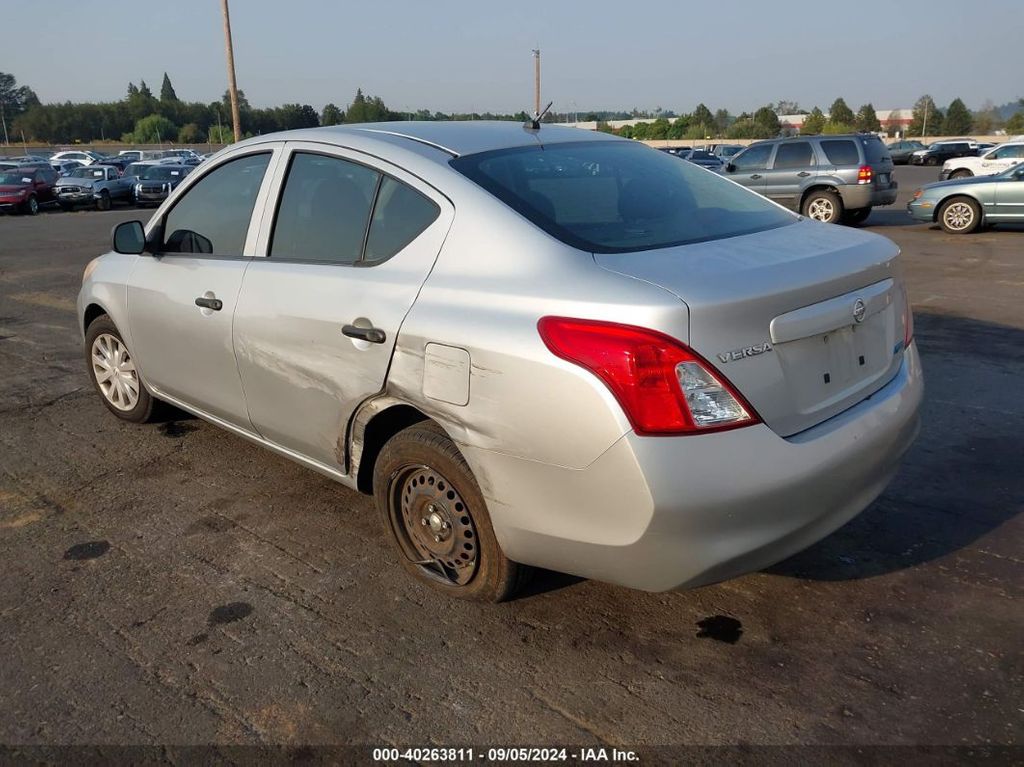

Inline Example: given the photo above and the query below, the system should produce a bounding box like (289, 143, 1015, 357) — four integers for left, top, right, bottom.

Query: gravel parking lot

(0, 165, 1020, 754)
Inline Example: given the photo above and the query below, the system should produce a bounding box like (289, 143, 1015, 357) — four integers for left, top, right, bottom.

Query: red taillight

(857, 165, 873, 184)
(537, 317, 759, 436)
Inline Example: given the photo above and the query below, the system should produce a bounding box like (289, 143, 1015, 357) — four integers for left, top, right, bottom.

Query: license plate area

(775, 305, 897, 415)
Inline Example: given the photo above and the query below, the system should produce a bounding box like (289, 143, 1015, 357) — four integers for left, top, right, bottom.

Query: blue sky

(5, 0, 1021, 114)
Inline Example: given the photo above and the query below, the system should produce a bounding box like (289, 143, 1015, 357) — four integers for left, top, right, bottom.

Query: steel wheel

(940, 198, 979, 233)
(388, 464, 479, 586)
(91, 332, 140, 411)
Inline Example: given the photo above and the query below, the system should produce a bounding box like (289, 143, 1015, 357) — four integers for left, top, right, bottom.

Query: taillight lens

(857, 165, 873, 184)
(537, 317, 759, 436)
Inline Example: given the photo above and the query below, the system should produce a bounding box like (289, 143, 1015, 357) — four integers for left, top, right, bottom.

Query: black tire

(926, 156, 939, 166)
(23, 195, 39, 215)
(950, 169, 972, 180)
(373, 421, 526, 602)
(801, 189, 844, 224)
(96, 191, 111, 211)
(938, 196, 981, 235)
(84, 314, 157, 423)
(843, 207, 871, 225)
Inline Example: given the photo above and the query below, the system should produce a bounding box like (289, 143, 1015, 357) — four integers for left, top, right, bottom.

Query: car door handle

(342, 324, 386, 344)
(194, 296, 223, 311)
(797, 171, 812, 177)
(749, 174, 762, 179)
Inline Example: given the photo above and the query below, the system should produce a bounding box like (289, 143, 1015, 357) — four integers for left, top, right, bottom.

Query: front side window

(270, 152, 380, 264)
(820, 140, 860, 165)
(731, 143, 773, 171)
(162, 152, 271, 256)
(772, 142, 814, 169)
(452, 141, 795, 254)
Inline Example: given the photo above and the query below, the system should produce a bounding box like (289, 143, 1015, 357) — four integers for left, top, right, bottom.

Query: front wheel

(938, 197, 981, 234)
(85, 315, 157, 422)
(926, 157, 939, 166)
(23, 195, 39, 215)
(373, 422, 526, 602)
(802, 190, 844, 224)
(96, 191, 111, 211)
(950, 170, 972, 180)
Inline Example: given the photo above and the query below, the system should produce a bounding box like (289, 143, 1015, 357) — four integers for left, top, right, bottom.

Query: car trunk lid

(595, 220, 907, 436)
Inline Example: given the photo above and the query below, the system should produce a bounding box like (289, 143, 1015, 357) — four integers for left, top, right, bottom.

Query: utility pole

(220, 0, 242, 143)
(922, 100, 929, 139)
(532, 49, 541, 117)
(1, 102, 8, 145)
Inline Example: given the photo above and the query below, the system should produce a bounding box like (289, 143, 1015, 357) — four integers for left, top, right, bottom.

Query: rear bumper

(841, 183, 898, 209)
(465, 343, 923, 592)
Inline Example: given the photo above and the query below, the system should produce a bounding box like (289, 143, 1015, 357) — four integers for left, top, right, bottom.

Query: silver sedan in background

(78, 122, 922, 602)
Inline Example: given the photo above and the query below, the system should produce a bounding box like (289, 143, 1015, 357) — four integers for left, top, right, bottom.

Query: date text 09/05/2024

(372, 746, 640, 762)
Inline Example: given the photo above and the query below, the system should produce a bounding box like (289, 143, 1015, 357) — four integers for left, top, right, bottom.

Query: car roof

(232, 121, 620, 161)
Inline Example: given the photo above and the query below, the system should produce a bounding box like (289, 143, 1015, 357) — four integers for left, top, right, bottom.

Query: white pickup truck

(941, 139, 1024, 180)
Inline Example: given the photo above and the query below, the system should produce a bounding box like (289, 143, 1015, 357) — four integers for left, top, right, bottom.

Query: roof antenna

(525, 101, 553, 131)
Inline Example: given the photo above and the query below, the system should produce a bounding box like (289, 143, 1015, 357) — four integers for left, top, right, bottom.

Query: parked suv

(909, 141, 976, 166)
(720, 134, 897, 224)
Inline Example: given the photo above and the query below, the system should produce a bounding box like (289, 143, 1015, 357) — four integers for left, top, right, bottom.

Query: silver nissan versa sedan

(78, 122, 923, 601)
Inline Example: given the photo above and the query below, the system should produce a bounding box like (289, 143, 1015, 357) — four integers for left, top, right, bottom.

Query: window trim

(260, 143, 446, 268)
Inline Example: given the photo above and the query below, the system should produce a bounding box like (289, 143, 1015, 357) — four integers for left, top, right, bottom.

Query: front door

(994, 172, 1024, 220)
(233, 144, 454, 471)
(723, 143, 772, 198)
(127, 149, 278, 428)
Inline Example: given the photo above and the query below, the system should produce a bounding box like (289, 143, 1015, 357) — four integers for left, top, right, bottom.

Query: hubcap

(944, 203, 974, 231)
(390, 465, 478, 586)
(91, 333, 140, 411)
(807, 198, 835, 222)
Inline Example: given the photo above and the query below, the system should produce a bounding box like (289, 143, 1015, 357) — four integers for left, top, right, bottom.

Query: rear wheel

(85, 315, 157, 422)
(373, 422, 526, 602)
(938, 196, 981, 234)
(802, 190, 844, 224)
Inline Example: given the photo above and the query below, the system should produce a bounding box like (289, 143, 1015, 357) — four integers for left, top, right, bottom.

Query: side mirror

(112, 220, 146, 255)
(725, 163, 736, 173)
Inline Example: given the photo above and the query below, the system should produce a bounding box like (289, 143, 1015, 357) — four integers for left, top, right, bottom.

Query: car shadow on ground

(862, 208, 918, 227)
(769, 311, 1023, 583)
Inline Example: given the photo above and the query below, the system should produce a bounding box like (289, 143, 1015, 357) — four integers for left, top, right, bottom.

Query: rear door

(232, 142, 453, 471)
(762, 141, 816, 210)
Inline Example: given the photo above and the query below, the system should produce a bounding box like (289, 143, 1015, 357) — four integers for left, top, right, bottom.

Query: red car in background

(0, 166, 58, 215)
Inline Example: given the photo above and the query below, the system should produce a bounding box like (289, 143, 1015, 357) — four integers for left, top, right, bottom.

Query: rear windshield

(862, 137, 890, 164)
(450, 141, 795, 254)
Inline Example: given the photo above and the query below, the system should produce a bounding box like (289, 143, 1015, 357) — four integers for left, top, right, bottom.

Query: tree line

(2, 71, 1022, 145)
(610, 97, 1024, 141)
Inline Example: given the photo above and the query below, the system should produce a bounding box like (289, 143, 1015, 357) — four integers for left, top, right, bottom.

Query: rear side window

(270, 152, 380, 264)
(364, 177, 440, 263)
(451, 141, 795, 254)
(162, 152, 271, 256)
(773, 142, 814, 169)
(820, 140, 860, 166)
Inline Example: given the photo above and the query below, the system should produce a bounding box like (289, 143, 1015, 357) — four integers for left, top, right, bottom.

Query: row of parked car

(661, 133, 1024, 233)
(0, 148, 209, 215)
